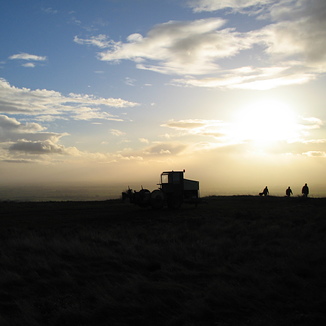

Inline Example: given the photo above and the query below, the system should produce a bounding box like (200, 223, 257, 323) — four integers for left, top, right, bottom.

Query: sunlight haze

(1, 0, 326, 200)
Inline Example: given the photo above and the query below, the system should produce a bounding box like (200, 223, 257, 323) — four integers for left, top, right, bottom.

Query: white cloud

(187, 0, 273, 13)
(303, 151, 326, 158)
(160, 119, 228, 153)
(67, 92, 139, 108)
(71, 107, 123, 121)
(96, 18, 253, 75)
(0, 78, 139, 120)
(299, 117, 323, 130)
(73, 0, 326, 89)
(0, 115, 64, 147)
(74, 35, 116, 49)
(124, 77, 136, 86)
(9, 53, 47, 61)
(139, 138, 149, 144)
(110, 129, 126, 136)
(22, 63, 36, 68)
(162, 119, 226, 138)
(261, 2, 326, 68)
(171, 64, 316, 90)
(177, 0, 326, 88)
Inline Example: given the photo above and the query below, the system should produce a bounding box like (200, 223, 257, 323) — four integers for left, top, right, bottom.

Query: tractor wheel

(136, 189, 151, 207)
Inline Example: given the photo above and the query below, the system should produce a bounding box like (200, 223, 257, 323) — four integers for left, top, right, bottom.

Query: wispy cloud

(124, 77, 136, 86)
(187, 0, 273, 13)
(9, 53, 47, 61)
(42, 7, 58, 14)
(143, 142, 187, 156)
(171, 64, 316, 90)
(299, 117, 323, 130)
(110, 129, 126, 136)
(74, 35, 115, 49)
(162, 119, 226, 138)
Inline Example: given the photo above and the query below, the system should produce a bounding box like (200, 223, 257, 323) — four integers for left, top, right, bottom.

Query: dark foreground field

(0, 196, 325, 326)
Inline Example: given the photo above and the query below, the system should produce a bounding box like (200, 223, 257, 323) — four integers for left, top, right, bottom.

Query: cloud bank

(75, 0, 326, 90)
(0, 114, 77, 161)
(0, 78, 139, 163)
(0, 78, 138, 120)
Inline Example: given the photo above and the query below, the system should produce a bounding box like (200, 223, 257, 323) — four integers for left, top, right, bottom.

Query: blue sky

(1, 0, 326, 198)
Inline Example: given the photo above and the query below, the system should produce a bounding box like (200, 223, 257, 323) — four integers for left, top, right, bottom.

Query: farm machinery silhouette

(122, 170, 199, 209)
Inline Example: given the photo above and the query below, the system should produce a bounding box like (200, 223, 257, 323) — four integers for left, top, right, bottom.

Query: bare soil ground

(0, 196, 325, 325)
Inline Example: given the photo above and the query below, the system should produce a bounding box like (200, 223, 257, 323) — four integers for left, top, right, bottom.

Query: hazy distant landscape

(0, 185, 123, 202)
(1, 196, 325, 325)
(1, 184, 326, 202)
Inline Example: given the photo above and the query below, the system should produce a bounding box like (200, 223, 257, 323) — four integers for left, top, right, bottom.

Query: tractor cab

(159, 170, 199, 208)
(160, 171, 184, 192)
(159, 171, 185, 208)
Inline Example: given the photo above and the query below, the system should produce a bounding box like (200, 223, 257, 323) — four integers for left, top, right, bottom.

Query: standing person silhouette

(286, 186, 293, 197)
(302, 183, 309, 197)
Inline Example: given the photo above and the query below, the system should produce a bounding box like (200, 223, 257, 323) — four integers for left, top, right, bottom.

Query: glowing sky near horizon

(1, 0, 326, 197)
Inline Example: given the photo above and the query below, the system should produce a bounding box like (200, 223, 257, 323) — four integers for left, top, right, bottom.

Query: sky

(1, 0, 326, 199)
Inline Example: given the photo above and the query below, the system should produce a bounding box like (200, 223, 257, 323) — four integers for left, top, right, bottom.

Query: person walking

(286, 186, 293, 197)
(302, 183, 309, 197)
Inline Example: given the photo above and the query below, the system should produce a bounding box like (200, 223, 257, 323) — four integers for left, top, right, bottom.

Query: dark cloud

(9, 140, 67, 155)
(0, 115, 64, 143)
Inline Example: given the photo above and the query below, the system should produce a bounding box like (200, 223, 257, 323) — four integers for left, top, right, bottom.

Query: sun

(232, 100, 299, 145)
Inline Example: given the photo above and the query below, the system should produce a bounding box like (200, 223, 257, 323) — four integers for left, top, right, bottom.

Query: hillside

(0, 196, 325, 325)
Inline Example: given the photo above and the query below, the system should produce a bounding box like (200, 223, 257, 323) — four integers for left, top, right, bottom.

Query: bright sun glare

(232, 100, 299, 146)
